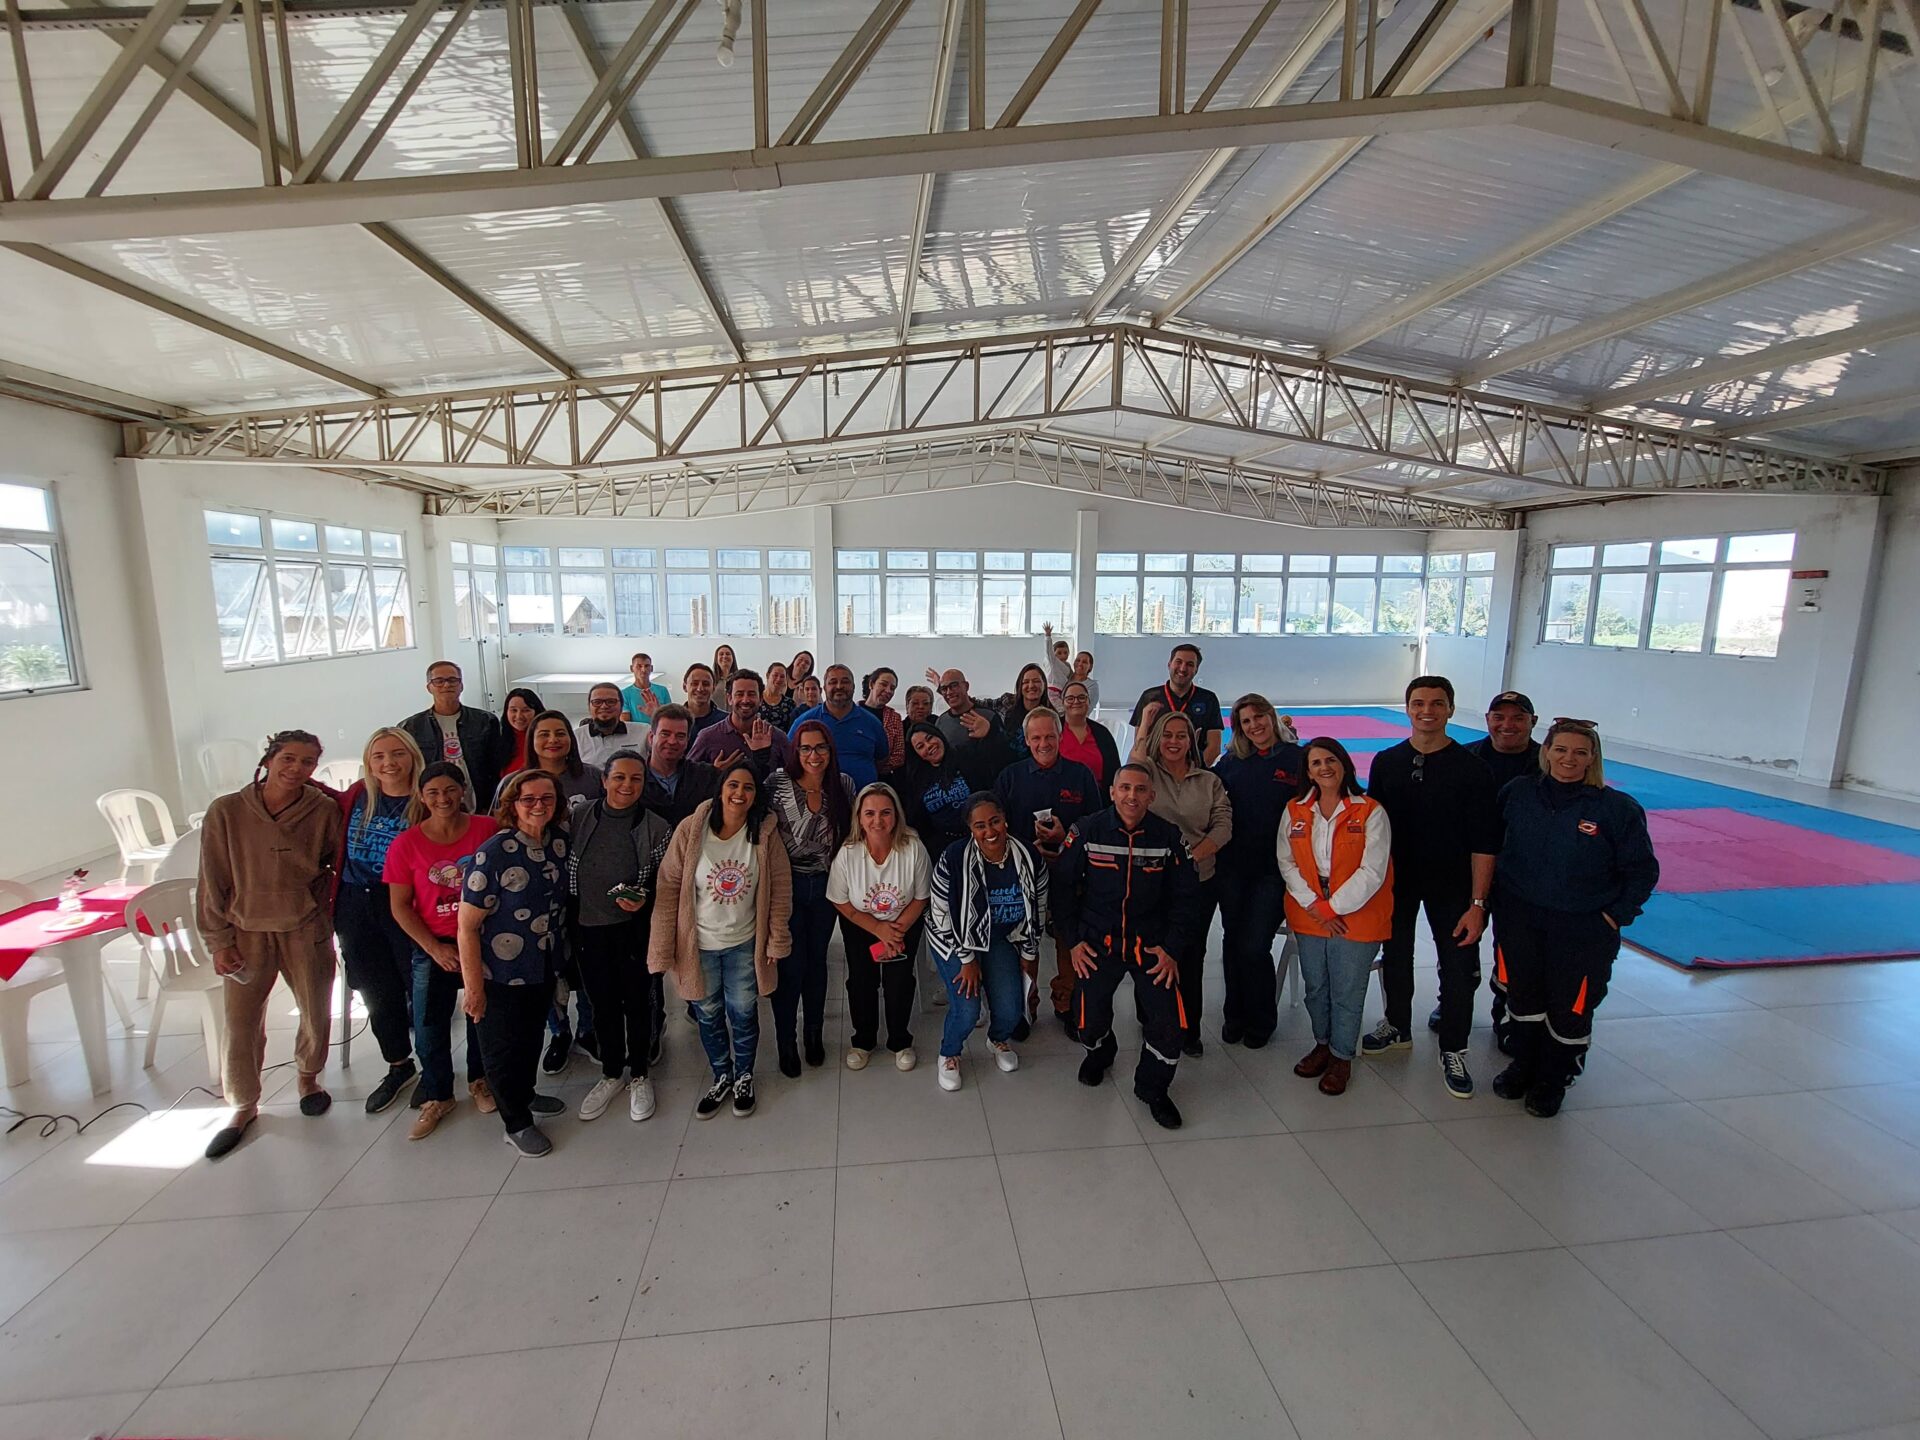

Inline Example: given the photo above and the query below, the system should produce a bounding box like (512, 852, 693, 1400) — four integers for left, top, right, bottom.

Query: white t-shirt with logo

(827, 835, 932, 921)
(694, 825, 759, 952)
(435, 711, 478, 809)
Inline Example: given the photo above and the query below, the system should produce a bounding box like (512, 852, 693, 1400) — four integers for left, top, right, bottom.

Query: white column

(1798, 494, 1884, 787)
(809, 505, 837, 672)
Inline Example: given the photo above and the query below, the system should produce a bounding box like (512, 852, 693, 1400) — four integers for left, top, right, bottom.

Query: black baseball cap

(1487, 691, 1536, 715)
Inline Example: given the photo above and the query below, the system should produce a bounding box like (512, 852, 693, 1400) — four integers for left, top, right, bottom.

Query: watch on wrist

(1470, 898, 1488, 909)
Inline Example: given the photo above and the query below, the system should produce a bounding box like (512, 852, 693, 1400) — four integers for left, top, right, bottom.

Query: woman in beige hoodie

(648, 762, 792, 1123)
(198, 729, 343, 1159)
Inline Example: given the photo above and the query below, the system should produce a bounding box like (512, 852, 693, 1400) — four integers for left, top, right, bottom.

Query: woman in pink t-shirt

(384, 760, 499, 1139)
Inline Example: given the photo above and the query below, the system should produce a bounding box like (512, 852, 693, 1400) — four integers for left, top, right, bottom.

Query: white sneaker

(628, 1076, 656, 1122)
(991, 1040, 1019, 1074)
(937, 1056, 962, 1091)
(894, 1046, 918, 1072)
(846, 1048, 870, 1071)
(579, 1075, 623, 1121)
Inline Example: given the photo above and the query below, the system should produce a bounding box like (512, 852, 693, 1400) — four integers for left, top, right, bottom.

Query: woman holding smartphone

(829, 782, 931, 1073)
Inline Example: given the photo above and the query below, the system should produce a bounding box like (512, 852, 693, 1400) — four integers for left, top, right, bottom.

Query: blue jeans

(931, 936, 1026, 1058)
(410, 949, 485, 1102)
(1297, 933, 1380, 1060)
(694, 941, 760, 1082)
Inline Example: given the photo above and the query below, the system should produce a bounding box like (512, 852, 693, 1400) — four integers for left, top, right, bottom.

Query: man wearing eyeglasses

(1360, 674, 1500, 1101)
(789, 663, 888, 788)
(400, 660, 502, 813)
(931, 668, 1012, 775)
(576, 682, 645, 770)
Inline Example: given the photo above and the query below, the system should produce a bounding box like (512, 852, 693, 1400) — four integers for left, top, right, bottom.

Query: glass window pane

(1426, 576, 1462, 634)
(1331, 577, 1376, 633)
(767, 575, 812, 636)
(450, 540, 470, 564)
(1237, 578, 1284, 633)
(613, 573, 658, 635)
(667, 573, 713, 634)
(452, 569, 476, 643)
(1190, 576, 1234, 634)
(204, 509, 262, 549)
(1466, 551, 1496, 571)
(613, 548, 657, 568)
(1029, 576, 1073, 633)
(1285, 578, 1329, 633)
(934, 575, 978, 634)
(884, 576, 930, 633)
(1602, 542, 1651, 567)
(718, 548, 759, 569)
(1381, 554, 1423, 574)
(1335, 554, 1376, 574)
(768, 549, 810, 569)
(935, 551, 977, 570)
(837, 549, 879, 569)
(717, 573, 761, 635)
(1141, 575, 1186, 635)
(1242, 555, 1285, 573)
(1144, 553, 1185, 572)
(1543, 574, 1590, 643)
(1429, 551, 1465, 573)
(887, 550, 928, 570)
(470, 569, 498, 638)
(982, 577, 1027, 635)
(1097, 552, 1137, 571)
(372, 566, 411, 649)
(1727, 532, 1796, 564)
(275, 561, 329, 656)
(1192, 553, 1234, 572)
(0, 483, 52, 532)
(558, 547, 604, 567)
(836, 574, 880, 634)
(210, 556, 273, 666)
(271, 518, 318, 553)
(666, 549, 710, 568)
(1378, 577, 1423, 633)
(1289, 554, 1330, 573)
(1032, 551, 1072, 571)
(1462, 575, 1493, 637)
(326, 562, 372, 652)
(324, 525, 364, 555)
(1094, 577, 1138, 634)
(370, 531, 403, 560)
(1650, 571, 1710, 650)
(560, 571, 611, 636)
(471, 544, 497, 566)
(0, 542, 81, 686)
(1593, 572, 1647, 648)
(1660, 537, 1717, 564)
(505, 571, 557, 634)
(503, 545, 549, 567)
(1713, 568, 1790, 657)
(984, 551, 1025, 572)
(1549, 546, 1591, 570)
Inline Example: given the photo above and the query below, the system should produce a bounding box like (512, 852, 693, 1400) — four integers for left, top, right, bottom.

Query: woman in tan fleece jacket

(198, 729, 343, 1159)
(648, 762, 792, 1122)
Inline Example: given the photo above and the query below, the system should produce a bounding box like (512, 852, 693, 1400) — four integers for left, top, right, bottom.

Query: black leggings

(334, 882, 414, 1067)
(840, 913, 922, 1053)
(572, 913, 654, 1080)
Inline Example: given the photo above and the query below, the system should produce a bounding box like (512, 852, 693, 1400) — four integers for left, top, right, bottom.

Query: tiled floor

(5, 932, 1920, 1440)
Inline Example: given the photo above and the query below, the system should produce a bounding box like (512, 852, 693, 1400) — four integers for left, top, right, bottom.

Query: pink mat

(1647, 808, 1920, 894)
(1290, 714, 1407, 740)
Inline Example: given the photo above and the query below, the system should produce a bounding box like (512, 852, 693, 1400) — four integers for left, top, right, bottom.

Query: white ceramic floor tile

(319, 1098, 519, 1207)
(0, 1392, 148, 1440)
(358, 1343, 614, 1440)
(1406, 1249, 1765, 1440)
(1684, 1010, 1912, 1091)
(172, 1197, 490, 1383)
(998, 1145, 1212, 1297)
(671, 1061, 840, 1178)
(1152, 1134, 1387, 1278)
(0, 1113, 191, 1233)
(1576, 1231, 1920, 1440)
(591, 1322, 828, 1439)
(1819, 1083, 1920, 1150)
(829, 1302, 1060, 1440)
(1296, 1123, 1556, 1262)
(1575, 1102, 1858, 1228)
(1730, 1215, 1920, 1348)
(976, 1055, 1144, 1154)
(1607, 959, 1758, 1016)
(1226, 1266, 1529, 1440)
(133, 1101, 396, 1221)
(1119, 1052, 1286, 1139)
(404, 1182, 666, 1361)
(498, 1076, 699, 1192)
(1037, 1282, 1296, 1439)
(0, 1225, 111, 1326)
(0, 1211, 301, 1403)
(124, 1366, 388, 1440)
(1699, 1092, 1920, 1211)
(834, 1060, 993, 1165)
(1592, 1016, 1799, 1101)
(1233, 1044, 1428, 1132)
(1554, 1045, 1687, 1112)
(626, 1167, 833, 1337)
(832, 1154, 1027, 1316)
(1881, 1209, 1920, 1244)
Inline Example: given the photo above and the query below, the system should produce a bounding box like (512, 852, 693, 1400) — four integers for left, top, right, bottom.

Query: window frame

(1537, 529, 1796, 658)
(836, 549, 1073, 638)
(0, 477, 85, 698)
(458, 544, 813, 639)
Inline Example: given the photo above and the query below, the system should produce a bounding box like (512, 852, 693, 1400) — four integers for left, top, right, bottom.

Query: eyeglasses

(515, 795, 557, 808)
(427, 676, 462, 686)
(1553, 716, 1599, 729)
(937, 680, 964, 692)
(797, 743, 831, 756)
(588, 698, 620, 707)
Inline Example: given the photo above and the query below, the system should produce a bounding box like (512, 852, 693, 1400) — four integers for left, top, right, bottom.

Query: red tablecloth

(0, 884, 145, 982)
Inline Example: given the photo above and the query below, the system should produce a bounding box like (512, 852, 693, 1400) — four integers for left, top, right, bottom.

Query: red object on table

(0, 884, 145, 982)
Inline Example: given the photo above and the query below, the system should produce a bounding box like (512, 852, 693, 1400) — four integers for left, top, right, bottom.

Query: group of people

(192, 637, 1659, 1161)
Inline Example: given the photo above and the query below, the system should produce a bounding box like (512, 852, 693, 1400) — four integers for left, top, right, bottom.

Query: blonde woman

(330, 726, 428, 1115)
(828, 782, 931, 1071)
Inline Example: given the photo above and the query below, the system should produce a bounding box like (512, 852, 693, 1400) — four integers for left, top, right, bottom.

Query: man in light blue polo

(788, 662, 887, 788)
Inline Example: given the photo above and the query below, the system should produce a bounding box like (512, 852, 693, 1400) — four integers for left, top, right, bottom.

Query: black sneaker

(1427, 1004, 1442, 1032)
(1077, 1046, 1114, 1087)
(1220, 1022, 1244, 1045)
(804, 1034, 826, 1067)
(1524, 1083, 1566, 1118)
(364, 1061, 416, 1115)
(778, 1045, 802, 1079)
(504, 1124, 552, 1158)
(1491, 1064, 1531, 1101)
(696, 1075, 732, 1120)
(1138, 1092, 1183, 1130)
(1182, 1036, 1204, 1058)
(575, 1031, 600, 1065)
(529, 1093, 565, 1116)
(542, 1031, 571, 1074)
(1440, 1050, 1474, 1100)
(732, 1074, 756, 1117)
(1243, 1033, 1271, 1051)
(1359, 1021, 1411, 1056)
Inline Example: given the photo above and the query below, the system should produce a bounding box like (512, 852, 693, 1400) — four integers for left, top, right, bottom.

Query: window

(835, 549, 1077, 637)
(0, 480, 80, 694)
(1541, 530, 1795, 657)
(204, 508, 412, 668)
(462, 545, 810, 639)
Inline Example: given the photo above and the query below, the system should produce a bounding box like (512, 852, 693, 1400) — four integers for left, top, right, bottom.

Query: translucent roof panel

(1614, 331, 1920, 435)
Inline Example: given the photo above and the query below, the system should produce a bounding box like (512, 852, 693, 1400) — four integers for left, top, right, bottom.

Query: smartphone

(870, 941, 898, 961)
(608, 883, 649, 904)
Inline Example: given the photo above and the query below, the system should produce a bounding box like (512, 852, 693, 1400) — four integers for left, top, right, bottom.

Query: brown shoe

(408, 1099, 456, 1140)
(469, 1078, 497, 1115)
(1293, 1043, 1332, 1078)
(1319, 1059, 1352, 1096)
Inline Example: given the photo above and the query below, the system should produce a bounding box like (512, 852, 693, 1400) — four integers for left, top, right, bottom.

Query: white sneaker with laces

(991, 1040, 1019, 1073)
(628, 1075, 656, 1122)
(579, 1075, 624, 1121)
(937, 1056, 962, 1092)
(894, 1046, 918, 1072)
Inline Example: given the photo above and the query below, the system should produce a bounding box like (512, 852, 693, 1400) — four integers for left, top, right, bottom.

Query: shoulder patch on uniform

(1577, 819, 1600, 835)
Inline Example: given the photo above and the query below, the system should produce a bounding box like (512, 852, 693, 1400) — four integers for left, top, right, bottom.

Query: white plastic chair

(315, 759, 364, 790)
(0, 878, 49, 1088)
(97, 789, 180, 887)
(198, 738, 257, 799)
(124, 880, 225, 1083)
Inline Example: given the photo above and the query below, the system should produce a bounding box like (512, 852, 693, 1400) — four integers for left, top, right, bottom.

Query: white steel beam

(288, 0, 442, 182)
(1710, 388, 1918, 438)
(0, 357, 182, 419)
(898, 0, 965, 339)
(1595, 309, 1920, 411)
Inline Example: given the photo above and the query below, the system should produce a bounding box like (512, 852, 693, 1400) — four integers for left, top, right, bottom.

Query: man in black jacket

(400, 660, 502, 813)
(1053, 764, 1200, 1130)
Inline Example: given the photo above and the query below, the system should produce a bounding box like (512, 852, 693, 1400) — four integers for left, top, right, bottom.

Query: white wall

(0, 399, 169, 879)
(1507, 490, 1884, 786)
(1844, 470, 1919, 799)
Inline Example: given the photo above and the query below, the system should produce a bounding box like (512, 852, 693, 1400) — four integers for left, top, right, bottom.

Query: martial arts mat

(1280, 706, 1920, 970)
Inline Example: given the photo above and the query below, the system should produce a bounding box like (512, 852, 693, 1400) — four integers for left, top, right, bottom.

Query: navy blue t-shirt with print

(982, 857, 1024, 939)
(462, 829, 569, 986)
(342, 791, 410, 886)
